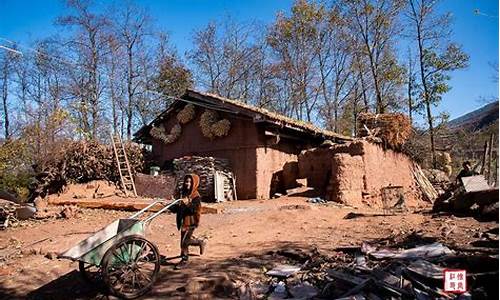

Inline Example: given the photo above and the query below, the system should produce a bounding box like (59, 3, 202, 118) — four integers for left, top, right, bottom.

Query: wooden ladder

(111, 133, 137, 197)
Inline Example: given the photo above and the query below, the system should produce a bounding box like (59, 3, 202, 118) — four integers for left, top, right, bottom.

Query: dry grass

(358, 113, 412, 150)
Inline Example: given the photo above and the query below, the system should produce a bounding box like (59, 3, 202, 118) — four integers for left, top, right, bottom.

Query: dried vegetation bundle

(357, 113, 412, 150)
(176, 104, 196, 124)
(199, 109, 231, 139)
(31, 140, 144, 198)
(150, 123, 182, 144)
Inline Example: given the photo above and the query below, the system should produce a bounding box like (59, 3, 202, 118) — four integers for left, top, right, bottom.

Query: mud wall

(297, 147, 334, 190)
(300, 140, 422, 208)
(329, 141, 421, 207)
(151, 110, 259, 199)
(256, 142, 299, 199)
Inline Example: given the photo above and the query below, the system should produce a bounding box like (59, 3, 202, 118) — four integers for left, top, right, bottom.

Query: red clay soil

(0, 197, 496, 299)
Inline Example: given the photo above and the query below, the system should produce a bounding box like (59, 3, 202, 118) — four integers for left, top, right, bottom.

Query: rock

(15, 205, 36, 220)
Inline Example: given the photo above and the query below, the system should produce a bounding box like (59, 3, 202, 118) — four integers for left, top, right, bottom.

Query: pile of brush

(31, 140, 144, 198)
(357, 113, 412, 150)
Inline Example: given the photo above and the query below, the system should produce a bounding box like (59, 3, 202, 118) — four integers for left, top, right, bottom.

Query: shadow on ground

(1, 241, 316, 300)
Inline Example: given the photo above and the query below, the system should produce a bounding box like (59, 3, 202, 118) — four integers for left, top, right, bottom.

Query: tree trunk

(408, 79, 413, 124)
(415, 10, 436, 168)
(127, 46, 134, 140)
(1, 59, 10, 140)
(425, 101, 436, 168)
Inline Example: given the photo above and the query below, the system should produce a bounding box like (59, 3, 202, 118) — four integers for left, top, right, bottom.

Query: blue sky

(0, 0, 498, 122)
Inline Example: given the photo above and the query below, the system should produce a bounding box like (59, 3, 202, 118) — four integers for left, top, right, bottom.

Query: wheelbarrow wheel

(101, 235, 160, 299)
(78, 261, 103, 285)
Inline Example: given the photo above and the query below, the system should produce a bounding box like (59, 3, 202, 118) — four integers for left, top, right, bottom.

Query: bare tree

(343, 0, 405, 113)
(0, 52, 12, 139)
(188, 18, 266, 105)
(267, 0, 326, 121)
(57, 0, 110, 139)
(406, 0, 469, 167)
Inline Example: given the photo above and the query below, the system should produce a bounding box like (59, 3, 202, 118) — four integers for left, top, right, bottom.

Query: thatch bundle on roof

(357, 113, 412, 150)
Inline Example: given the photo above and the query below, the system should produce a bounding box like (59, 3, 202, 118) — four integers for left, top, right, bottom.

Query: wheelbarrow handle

(143, 199, 182, 224)
(128, 199, 181, 221)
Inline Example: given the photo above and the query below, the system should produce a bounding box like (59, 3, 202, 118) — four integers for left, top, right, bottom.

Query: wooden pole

(487, 134, 494, 184)
(481, 140, 489, 174)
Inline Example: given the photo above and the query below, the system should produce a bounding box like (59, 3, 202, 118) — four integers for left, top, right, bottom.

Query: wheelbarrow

(59, 199, 181, 299)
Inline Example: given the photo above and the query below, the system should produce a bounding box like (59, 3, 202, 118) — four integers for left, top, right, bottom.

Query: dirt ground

(0, 196, 497, 299)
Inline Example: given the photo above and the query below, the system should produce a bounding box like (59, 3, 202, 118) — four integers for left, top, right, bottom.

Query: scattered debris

(307, 197, 327, 204)
(266, 265, 301, 278)
(289, 282, 318, 299)
(0, 200, 20, 229)
(361, 242, 453, 259)
(60, 205, 80, 219)
(412, 163, 438, 203)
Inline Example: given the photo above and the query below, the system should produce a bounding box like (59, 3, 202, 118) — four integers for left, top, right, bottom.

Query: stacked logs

(31, 140, 144, 199)
(173, 156, 236, 202)
(357, 113, 412, 150)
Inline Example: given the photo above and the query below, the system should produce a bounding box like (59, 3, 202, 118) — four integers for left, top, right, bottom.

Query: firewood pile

(31, 140, 144, 198)
(358, 113, 412, 150)
(173, 156, 236, 202)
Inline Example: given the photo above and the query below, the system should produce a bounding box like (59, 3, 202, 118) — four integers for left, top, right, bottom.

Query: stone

(15, 205, 36, 220)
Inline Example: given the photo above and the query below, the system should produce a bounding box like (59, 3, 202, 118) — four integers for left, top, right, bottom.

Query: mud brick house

(134, 90, 350, 200)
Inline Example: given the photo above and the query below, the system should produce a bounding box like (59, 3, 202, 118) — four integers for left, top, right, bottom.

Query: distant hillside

(448, 101, 499, 132)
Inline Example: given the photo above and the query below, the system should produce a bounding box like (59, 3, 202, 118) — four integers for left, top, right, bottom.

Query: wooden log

(47, 198, 221, 214)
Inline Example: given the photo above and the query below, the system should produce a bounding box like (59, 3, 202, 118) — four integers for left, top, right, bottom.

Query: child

(170, 174, 206, 268)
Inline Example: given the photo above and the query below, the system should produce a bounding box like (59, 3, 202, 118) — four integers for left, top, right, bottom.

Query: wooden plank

(461, 175, 490, 193)
(327, 269, 366, 285)
(339, 278, 372, 298)
(48, 198, 221, 214)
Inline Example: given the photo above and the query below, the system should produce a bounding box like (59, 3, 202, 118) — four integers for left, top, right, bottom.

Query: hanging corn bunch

(211, 119, 231, 137)
(150, 123, 182, 144)
(177, 104, 196, 124)
(199, 110, 218, 139)
(199, 109, 231, 139)
(150, 125, 167, 142)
